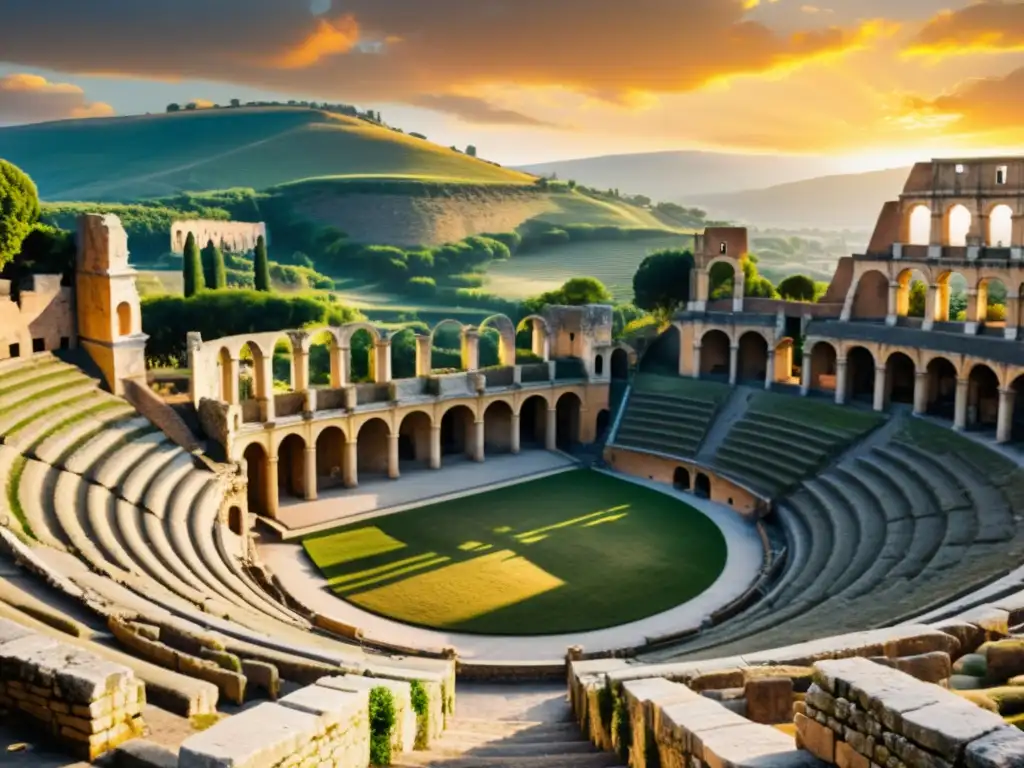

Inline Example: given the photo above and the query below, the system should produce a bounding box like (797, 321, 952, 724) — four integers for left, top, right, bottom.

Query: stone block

(796, 712, 834, 762)
(178, 702, 322, 768)
(113, 738, 179, 768)
(279, 684, 365, 730)
(985, 640, 1024, 684)
(747, 677, 794, 724)
(0, 618, 36, 647)
(899, 700, 1005, 761)
(872, 653, 951, 685)
(837, 740, 871, 768)
(702, 720, 825, 768)
(316, 675, 409, 751)
(953, 654, 988, 678)
(691, 668, 746, 692)
(241, 660, 280, 701)
(661, 697, 749, 758)
(964, 727, 1024, 768)
(931, 622, 987, 655)
(883, 632, 960, 661)
(744, 665, 816, 693)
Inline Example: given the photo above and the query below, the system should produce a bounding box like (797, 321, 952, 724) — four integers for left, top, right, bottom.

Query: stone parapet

(0, 618, 145, 760)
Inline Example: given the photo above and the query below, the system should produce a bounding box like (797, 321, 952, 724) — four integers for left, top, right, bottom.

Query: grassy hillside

(0, 107, 534, 201)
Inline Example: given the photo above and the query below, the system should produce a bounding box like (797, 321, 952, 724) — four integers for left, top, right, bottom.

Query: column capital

(915, 370, 929, 379)
(836, 357, 848, 365)
(956, 376, 970, 387)
(875, 365, 887, 374)
(998, 387, 1017, 397)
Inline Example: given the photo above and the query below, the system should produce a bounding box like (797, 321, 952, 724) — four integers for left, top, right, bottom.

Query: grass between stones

(5, 455, 33, 540)
(301, 469, 727, 635)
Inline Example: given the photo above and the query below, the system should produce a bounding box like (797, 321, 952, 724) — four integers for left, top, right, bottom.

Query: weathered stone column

(1005, 293, 1020, 340)
(257, 354, 276, 422)
(510, 413, 521, 454)
(954, 377, 969, 431)
(532, 325, 549, 361)
(498, 330, 516, 367)
(922, 284, 939, 331)
(545, 407, 557, 451)
(330, 345, 348, 388)
(692, 270, 710, 311)
(373, 339, 392, 384)
(732, 274, 745, 313)
(997, 388, 1017, 444)
(886, 282, 899, 327)
(472, 419, 485, 462)
(835, 358, 848, 405)
(291, 347, 310, 393)
(303, 446, 317, 500)
(343, 439, 358, 488)
(873, 365, 887, 412)
(429, 426, 441, 469)
(266, 457, 280, 518)
(800, 359, 812, 396)
(765, 349, 776, 391)
(965, 288, 980, 334)
(928, 212, 943, 258)
(387, 434, 400, 479)
(728, 344, 739, 386)
(461, 329, 481, 372)
(913, 371, 929, 415)
(692, 344, 702, 380)
(415, 334, 432, 377)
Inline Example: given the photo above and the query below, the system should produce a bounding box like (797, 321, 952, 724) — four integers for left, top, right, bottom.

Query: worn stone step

(32, 406, 137, 465)
(391, 753, 623, 768)
(143, 451, 197, 516)
(17, 459, 70, 550)
(443, 719, 578, 736)
(0, 380, 98, 435)
(62, 416, 152, 474)
(91, 429, 170, 488)
(121, 445, 185, 506)
(430, 738, 595, 756)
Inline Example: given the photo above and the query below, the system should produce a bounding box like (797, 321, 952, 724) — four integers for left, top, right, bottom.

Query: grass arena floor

(301, 469, 728, 635)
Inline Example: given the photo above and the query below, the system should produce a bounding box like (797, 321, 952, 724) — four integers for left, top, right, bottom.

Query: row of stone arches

(672, 466, 712, 499)
(902, 203, 1016, 247)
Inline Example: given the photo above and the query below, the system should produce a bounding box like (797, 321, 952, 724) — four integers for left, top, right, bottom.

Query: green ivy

(611, 685, 631, 762)
(410, 680, 430, 750)
(597, 682, 614, 734)
(369, 686, 396, 767)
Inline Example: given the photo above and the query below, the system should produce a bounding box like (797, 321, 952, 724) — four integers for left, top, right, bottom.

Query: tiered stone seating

(710, 392, 885, 496)
(612, 374, 729, 459)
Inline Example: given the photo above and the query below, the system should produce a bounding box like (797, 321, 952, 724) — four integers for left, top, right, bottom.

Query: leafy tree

(908, 280, 926, 317)
(0, 160, 41, 270)
(166, 103, 181, 112)
(632, 249, 694, 316)
(777, 274, 817, 302)
(182, 232, 204, 297)
(201, 239, 227, 289)
(253, 235, 271, 292)
(185, 102, 198, 111)
(229, 98, 241, 108)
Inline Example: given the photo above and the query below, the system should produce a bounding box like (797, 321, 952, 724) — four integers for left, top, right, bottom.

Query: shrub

(778, 274, 817, 302)
(406, 276, 437, 298)
(182, 232, 204, 297)
(0, 160, 41, 269)
(444, 273, 484, 289)
(369, 686, 396, 766)
(987, 303, 1007, 322)
(410, 680, 430, 750)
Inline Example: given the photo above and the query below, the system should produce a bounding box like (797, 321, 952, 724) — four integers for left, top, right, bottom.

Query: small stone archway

(398, 411, 432, 467)
(886, 352, 916, 406)
(595, 409, 612, 442)
(431, 319, 467, 372)
(217, 347, 235, 405)
(611, 348, 629, 380)
(807, 341, 838, 393)
(989, 204, 1013, 247)
(594, 354, 604, 377)
(935, 270, 967, 324)
(243, 443, 270, 516)
(519, 395, 548, 448)
(441, 404, 475, 458)
(483, 400, 514, 454)
(277, 434, 307, 500)
(315, 426, 347, 492)
(694, 472, 711, 499)
(737, 331, 768, 383)
(903, 203, 932, 246)
(925, 357, 958, 420)
(700, 329, 731, 378)
(945, 203, 972, 247)
(116, 302, 133, 337)
(968, 364, 1000, 431)
(673, 466, 691, 491)
(978, 277, 1008, 326)
(555, 392, 582, 450)
(846, 346, 876, 403)
(357, 418, 391, 478)
(708, 259, 741, 305)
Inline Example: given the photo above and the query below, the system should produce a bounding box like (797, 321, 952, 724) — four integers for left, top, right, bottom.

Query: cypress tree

(182, 232, 204, 297)
(201, 239, 227, 289)
(253, 235, 271, 292)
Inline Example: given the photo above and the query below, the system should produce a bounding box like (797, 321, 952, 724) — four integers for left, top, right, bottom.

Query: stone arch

(708, 258, 740, 302)
(695, 472, 711, 499)
(807, 341, 838, 393)
(478, 314, 517, 366)
(483, 399, 514, 454)
(440, 404, 475, 458)
(737, 331, 769, 383)
(518, 394, 548, 448)
(307, 328, 338, 388)
(988, 204, 1013, 247)
(673, 466, 691, 491)
(315, 425, 347, 492)
(227, 506, 244, 536)
(357, 417, 391, 478)
(516, 315, 551, 362)
(594, 353, 604, 377)
(431, 319, 467, 372)
(885, 351, 916, 406)
(1011, 373, 1024, 443)
(968, 363, 1000, 430)
(277, 433, 307, 500)
(269, 334, 295, 392)
(388, 326, 419, 380)
(945, 203, 971, 247)
(978, 276, 1008, 325)
(850, 269, 889, 320)
(116, 302, 133, 337)
(611, 348, 629, 380)
(936, 270, 968, 323)
(925, 356, 958, 419)
(700, 329, 731, 378)
(846, 346, 876, 402)
(243, 443, 269, 516)
(903, 203, 932, 246)
(347, 328, 377, 384)
(555, 392, 582, 450)
(398, 410, 432, 467)
(237, 341, 266, 408)
(896, 268, 929, 319)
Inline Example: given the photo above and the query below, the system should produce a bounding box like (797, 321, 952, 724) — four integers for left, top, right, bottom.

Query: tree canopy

(777, 274, 817, 302)
(253, 235, 271, 292)
(632, 249, 694, 316)
(0, 160, 41, 269)
(182, 232, 205, 297)
(201, 239, 227, 290)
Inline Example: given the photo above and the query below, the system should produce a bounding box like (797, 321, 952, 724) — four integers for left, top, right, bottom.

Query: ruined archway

(519, 395, 548, 449)
(555, 392, 582, 450)
(896, 268, 928, 319)
(925, 357, 958, 420)
(885, 352, 915, 406)
(515, 316, 550, 363)
(237, 341, 267, 420)
(483, 400, 514, 454)
(398, 411, 432, 467)
(441, 404, 474, 457)
(308, 329, 337, 388)
(945, 204, 972, 247)
(905, 204, 931, 246)
(431, 319, 466, 373)
(277, 434, 306, 500)
(846, 346, 876, 402)
(700, 329, 731, 379)
(673, 467, 691, 492)
(851, 270, 888, 320)
(315, 426, 347, 492)
(737, 332, 768, 383)
(270, 335, 295, 393)
(243, 443, 269, 516)
(807, 341, 838, 393)
(349, 328, 376, 383)
(611, 348, 629, 380)
(357, 418, 390, 478)
(218, 347, 235, 405)
(968, 364, 1000, 431)
(989, 204, 1013, 248)
(936, 271, 968, 323)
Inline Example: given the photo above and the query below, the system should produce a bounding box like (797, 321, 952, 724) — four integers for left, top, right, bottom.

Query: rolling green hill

(0, 107, 535, 201)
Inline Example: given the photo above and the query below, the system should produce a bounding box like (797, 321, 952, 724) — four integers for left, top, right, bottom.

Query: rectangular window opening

(32, 338, 45, 353)
(8, 343, 20, 359)
(59, 337, 70, 350)
(996, 165, 1008, 185)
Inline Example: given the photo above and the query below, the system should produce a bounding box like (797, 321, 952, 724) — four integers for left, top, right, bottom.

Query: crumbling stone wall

(0, 275, 75, 362)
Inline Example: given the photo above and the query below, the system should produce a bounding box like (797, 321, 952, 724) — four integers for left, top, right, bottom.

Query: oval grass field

(300, 469, 728, 635)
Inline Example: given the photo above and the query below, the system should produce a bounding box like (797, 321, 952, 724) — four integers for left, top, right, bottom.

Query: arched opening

(555, 392, 582, 450)
(936, 271, 968, 323)
(709, 261, 738, 301)
(897, 268, 928, 319)
(906, 204, 932, 245)
(989, 204, 1013, 247)
(217, 347, 235, 404)
(227, 507, 244, 536)
(270, 335, 295, 392)
(737, 332, 768, 383)
(673, 467, 691, 492)
(519, 395, 548, 449)
(515, 316, 550, 363)
(243, 443, 269, 516)
(695, 473, 711, 499)
(357, 418, 390, 479)
(968, 364, 1000, 431)
(978, 277, 1008, 327)
(700, 330, 731, 379)
(308, 330, 337, 388)
(925, 357, 958, 420)
(851, 270, 888, 320)
(611, 348, 629, 380)
(277, 434, 307, 500)
(596, 409, 612, 442)
(116, 302, 132, 337)
(389, 326, 420, 380)
(885, 352, 915, 406)
(846, 346, 876, 402)
(479, 314, 516, 367)
(349, 328, 376, 383)
(594, 354, 604, 377)
(398, 411, 432, 467)
(1011, 374, 1024, 443)
(483, 400, 514, 454)
(315, 426, 346, 492)
(431, 320, 465, 373)
(440, 405, 474, 458)
(945, 204, 972, 247)
(638, 325, 680, 376)
(808, 341, 838, 393)
(238, 341, 265, 415)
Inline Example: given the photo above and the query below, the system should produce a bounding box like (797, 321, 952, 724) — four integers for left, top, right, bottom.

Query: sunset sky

(1, 0, 1023, 167)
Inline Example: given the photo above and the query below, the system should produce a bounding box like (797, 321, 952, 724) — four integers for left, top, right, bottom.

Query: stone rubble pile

(0, 618, 145, 760)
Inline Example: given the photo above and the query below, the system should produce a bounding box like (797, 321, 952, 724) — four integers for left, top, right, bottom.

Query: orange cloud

(899, 67, 1024, 133)
(274, 15, 360, 69)
(0, 73, 114, 125)
(905, 1, 1024, 57)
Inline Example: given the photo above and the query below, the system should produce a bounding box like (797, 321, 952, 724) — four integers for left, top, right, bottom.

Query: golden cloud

(905, 1, 1024, 57)
(900, 67, 1024, 132)
(274, 15, 360, 69)
(0, 73, 114, 124)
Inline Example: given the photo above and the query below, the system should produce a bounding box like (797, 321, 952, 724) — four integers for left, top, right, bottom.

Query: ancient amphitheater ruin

(0, 157, 1023, 767)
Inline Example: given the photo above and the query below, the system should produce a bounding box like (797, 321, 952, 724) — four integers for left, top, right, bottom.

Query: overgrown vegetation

(410, 680, 430, 750)
(6, 455, 33, 540)
(612, 685, 631, 762)
(0, 159, 41, 269)
(369, 686, 397, 767)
